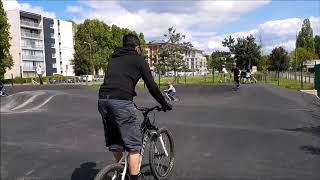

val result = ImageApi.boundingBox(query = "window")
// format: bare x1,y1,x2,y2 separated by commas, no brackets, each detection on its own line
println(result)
51,42,55,48
50,23,53,28
50,33,54,38
52,63,57,68
52,53,56,58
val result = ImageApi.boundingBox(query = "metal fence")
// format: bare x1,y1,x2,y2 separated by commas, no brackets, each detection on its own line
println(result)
261,71,314,84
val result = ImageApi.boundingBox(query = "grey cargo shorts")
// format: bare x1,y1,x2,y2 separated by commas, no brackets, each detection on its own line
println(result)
98,99,142,152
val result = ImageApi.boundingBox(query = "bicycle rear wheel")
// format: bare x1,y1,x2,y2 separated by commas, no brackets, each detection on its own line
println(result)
94,163,130,180
149,128,175,180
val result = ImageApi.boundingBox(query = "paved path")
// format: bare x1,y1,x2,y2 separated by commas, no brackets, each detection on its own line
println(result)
1,84,319,180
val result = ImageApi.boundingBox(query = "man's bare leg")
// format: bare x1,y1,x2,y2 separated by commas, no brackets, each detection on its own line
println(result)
129,150,140,179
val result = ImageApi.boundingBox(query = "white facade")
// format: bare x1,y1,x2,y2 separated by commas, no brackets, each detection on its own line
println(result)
145,42,208,75
53,20,75,76
184,49,207,75
4,9,74,79
5,10,46,79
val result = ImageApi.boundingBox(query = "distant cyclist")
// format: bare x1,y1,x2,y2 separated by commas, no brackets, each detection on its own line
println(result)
98,34,172,180
0,81,8,97
164,82,176,101
245,68,252,83
231,63,240,89
0,81,4,94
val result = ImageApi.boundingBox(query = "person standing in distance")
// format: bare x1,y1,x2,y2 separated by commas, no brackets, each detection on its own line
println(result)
36,65,43,85
98,34,172,180
231,63,240,89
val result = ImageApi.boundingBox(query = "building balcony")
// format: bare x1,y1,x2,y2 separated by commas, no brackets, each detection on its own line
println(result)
22,67,35,71
22,54,44,61
21,32,42,39
20,20,42,29
21,45,43,50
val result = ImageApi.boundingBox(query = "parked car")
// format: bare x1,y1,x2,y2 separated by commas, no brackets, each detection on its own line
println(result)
80,75,93,82
93,75,104,81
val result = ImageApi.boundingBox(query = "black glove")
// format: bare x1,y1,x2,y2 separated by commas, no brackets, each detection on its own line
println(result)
162,103,172,112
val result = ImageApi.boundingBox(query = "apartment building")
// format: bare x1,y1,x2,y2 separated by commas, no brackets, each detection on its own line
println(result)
4,10,74,79
145,41,207,74
184,49,208,74
145,40,167,71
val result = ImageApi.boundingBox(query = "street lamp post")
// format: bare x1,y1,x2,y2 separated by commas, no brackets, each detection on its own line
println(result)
84,41,96,75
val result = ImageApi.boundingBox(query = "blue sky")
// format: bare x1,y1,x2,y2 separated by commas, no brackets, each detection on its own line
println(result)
3,0,320,53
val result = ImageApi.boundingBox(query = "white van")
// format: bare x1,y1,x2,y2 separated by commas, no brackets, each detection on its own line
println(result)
80,75,93,82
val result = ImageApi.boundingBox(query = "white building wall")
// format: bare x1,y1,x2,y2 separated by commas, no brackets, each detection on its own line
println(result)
184,49,207,75
53,20,75,76
4,9,21,79
59,20,74,76
53,19,61,74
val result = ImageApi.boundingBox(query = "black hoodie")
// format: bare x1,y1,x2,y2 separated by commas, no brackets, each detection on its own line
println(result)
99,47,167,106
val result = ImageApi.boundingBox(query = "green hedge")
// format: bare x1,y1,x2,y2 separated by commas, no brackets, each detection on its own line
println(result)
1,75,78,84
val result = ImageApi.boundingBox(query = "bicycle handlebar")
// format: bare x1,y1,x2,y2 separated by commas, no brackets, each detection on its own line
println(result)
134,103,162,116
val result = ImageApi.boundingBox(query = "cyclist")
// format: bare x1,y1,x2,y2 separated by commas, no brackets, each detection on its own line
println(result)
164,82,176,101
98,34,172,180
231,63,240,89
245,68,251,83
0,81,4,96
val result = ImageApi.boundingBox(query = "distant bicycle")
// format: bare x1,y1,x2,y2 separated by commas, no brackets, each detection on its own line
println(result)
0,83,8,97
163,90,179,102
94,103,175,180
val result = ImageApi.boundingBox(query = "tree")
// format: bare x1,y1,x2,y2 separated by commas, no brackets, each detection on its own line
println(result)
72,19,147,75
314,35,320,58
0,1,13,79
72,19,113,75
208,51,232,71
296,18,315,53
289,47,317,71
222,34,261,69
258,55,269,72
158,27,193,80
138,32,147,55
268,47,289,71
110,24,123,49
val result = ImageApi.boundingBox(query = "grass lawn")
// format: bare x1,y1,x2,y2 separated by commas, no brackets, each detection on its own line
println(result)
87,74,315,90
265,76,314,90
88,74,226,89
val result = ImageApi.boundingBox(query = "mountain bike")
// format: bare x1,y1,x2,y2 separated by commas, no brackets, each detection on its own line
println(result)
163,91,179,102
94,104,175,180
0,87,9,97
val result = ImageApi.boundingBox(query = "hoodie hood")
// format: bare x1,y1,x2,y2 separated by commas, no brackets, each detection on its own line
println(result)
111,47,138,58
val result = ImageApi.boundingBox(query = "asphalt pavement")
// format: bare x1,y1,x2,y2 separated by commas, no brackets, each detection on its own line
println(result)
1,83,319,180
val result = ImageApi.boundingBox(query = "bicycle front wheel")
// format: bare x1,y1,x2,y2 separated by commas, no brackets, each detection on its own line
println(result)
149,128,175,180
94,163,130,180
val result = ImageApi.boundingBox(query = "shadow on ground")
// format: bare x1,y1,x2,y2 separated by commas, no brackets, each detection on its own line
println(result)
71,163,157,180
71,162,99,180
282,126,320,155
282,126,320,137
300,145,320,155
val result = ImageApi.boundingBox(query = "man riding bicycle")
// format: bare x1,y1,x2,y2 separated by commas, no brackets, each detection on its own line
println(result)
98,34,172,180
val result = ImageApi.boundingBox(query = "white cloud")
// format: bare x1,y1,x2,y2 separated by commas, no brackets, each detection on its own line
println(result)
66,6,84,14
66,0,271,38
208,41,228,51
205,16,320,54
67,0,316,54
3,0,56,19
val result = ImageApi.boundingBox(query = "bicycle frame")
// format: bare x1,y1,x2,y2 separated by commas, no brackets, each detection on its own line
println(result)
114,106,169,180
